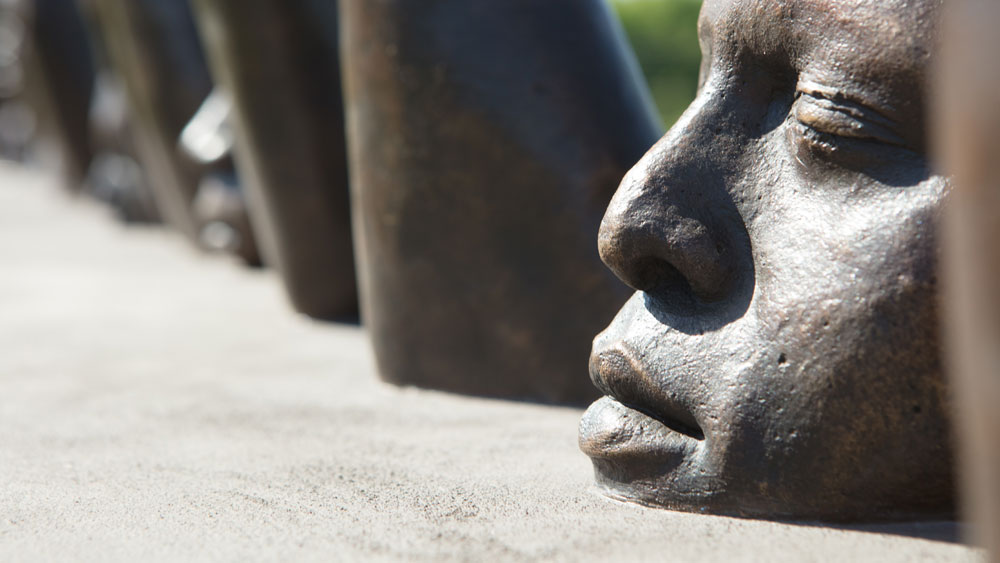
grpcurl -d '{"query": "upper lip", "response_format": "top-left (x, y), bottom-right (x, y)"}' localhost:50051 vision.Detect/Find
top-left (589, 345), bottom-right (705, 440)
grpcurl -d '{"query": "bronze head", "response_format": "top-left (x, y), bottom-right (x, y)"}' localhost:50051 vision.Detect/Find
top-left (580, 0), bottom-right (952, 520)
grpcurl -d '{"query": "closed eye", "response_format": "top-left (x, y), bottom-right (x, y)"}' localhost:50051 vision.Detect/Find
top-left (787, 81), bottom-right (918, 173)
top-left (794, 97), bottom-right (907, 147)
top-left (794, 83), bottom-right (906, 148)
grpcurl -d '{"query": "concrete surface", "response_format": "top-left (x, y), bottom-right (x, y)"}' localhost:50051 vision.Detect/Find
top-left (0, 161), bottom-right (983, 561)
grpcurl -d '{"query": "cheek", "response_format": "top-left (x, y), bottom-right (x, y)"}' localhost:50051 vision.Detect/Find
top-left (710, 279), bottom-right (942, 489)
top-left (748, 176), bottom-right (942, 329)
top-left (737, 190), bottom-right (943, 413)
top-left (753, 214), bottom-right (939, 380)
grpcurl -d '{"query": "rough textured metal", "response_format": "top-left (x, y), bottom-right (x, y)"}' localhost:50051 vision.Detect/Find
top-left (579, 0), bottom-right (954, 520)
top-left (192, 0), bottom-right (357, 319)
top-left (340, 0), bottom-right (661, 404)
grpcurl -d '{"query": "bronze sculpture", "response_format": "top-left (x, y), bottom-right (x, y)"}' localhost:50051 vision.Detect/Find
top-left (85, 74), bottom-right (161, 224)
top-left (0, 0), bottom-right (33, 161)
top-left (85, 0), bottom-right (259, 265)
top-left (23, 0), bottom-right (94, 189)
top-left (85, 0), bottom-right (211, 241)
top-left (340, 0), bottom-right (662, 403)
top-left (180, 88), bottom-right (260, 265)
top-left (579, 0), bottom-right (954, 520)
top-left (78, 1), bottom-right (160, 224)
top-left (191, 0), bottom-right (357, 319)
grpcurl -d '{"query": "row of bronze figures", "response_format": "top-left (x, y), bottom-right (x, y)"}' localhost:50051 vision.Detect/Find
top-left (6, 0), bottom-right (987, 527)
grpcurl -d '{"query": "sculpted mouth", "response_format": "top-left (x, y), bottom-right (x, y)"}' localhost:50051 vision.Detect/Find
top-left (614, 397), bottom-right (704, 441)
top-left (588, 347), bottom-right (705, 441)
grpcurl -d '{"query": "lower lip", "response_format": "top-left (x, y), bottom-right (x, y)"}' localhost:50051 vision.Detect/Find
top-left (579, 396), bottom-right (701, 460)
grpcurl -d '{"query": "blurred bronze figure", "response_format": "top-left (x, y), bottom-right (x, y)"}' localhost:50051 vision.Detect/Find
top-left (22, 0), bottom-right (94, 188)
top-left (85, 74), bottom-right (160, 223)
top-left (179, 88), bottom-right (260, 265)
top-left (192, 0), bottom-right (357, 319)
top-left (340, 0), bottom-right (661, 403)
top-left (580, 0), bottom-right (953, 520)
top-left (85, 0), bottom-right (258, 264)
top-left (0, 0), bottom-right (36, 161)
top-left (77, 1), bottom-right (160, 223)
top-left (85, 0), bottom-right (208, 239)
top-left (937, 0), bottom-right (1000, 554)
top-left (0, 0), bottom-right (38, 162)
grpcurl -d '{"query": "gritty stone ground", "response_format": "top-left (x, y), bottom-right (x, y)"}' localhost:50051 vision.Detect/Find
top-left (0, 161), bottom-right (982, 562)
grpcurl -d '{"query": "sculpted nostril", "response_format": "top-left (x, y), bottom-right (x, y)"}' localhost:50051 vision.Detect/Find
top-left (599, 207), bottom-right (736, 303)
top-left (631, 257), bottom-right (690, 295)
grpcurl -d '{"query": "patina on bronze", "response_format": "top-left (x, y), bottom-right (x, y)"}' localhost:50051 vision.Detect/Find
top-left (340, 0), bottom-right (661, 403)
top-left (579, 0), bottom-right (954, 520)
top-left (192, 0), bottom-right (357, 319)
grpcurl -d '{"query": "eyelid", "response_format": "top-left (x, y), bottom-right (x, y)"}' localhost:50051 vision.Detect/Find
top-left (794, 82), bottom-right (907, 147)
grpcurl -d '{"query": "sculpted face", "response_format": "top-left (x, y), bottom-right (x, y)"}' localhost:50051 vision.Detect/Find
top-left (579, 0), bottom-right (953, 520)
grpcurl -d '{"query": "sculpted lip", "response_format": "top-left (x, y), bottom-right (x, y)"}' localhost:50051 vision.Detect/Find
top-left (579, 397), bottom-right (701, 461)
top-left (588, 346), bottom-right (704, 441)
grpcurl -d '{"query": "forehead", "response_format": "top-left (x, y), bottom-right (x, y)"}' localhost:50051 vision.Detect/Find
top-left (701, 0), bottom-right (940, 105)
top-left (700, 0), bottom-right (939, 48)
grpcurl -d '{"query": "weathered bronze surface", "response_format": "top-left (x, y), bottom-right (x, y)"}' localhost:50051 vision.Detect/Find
top-left (579, 0), bottom-right (954, 520)
top-left (340, 0), bottom-right (661, 403)
top-left (192, 0), bottom-right (357, 319)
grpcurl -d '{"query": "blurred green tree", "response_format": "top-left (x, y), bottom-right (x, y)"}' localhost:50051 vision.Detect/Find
top-left (612, 0), bottom-right (702, 127)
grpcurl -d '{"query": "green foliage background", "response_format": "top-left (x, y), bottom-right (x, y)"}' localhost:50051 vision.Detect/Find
top-left (612, 0), bottom-right (702, 127)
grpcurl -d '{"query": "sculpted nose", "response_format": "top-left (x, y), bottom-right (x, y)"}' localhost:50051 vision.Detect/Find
top-left (598, 154), bottom-right (739, 303)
